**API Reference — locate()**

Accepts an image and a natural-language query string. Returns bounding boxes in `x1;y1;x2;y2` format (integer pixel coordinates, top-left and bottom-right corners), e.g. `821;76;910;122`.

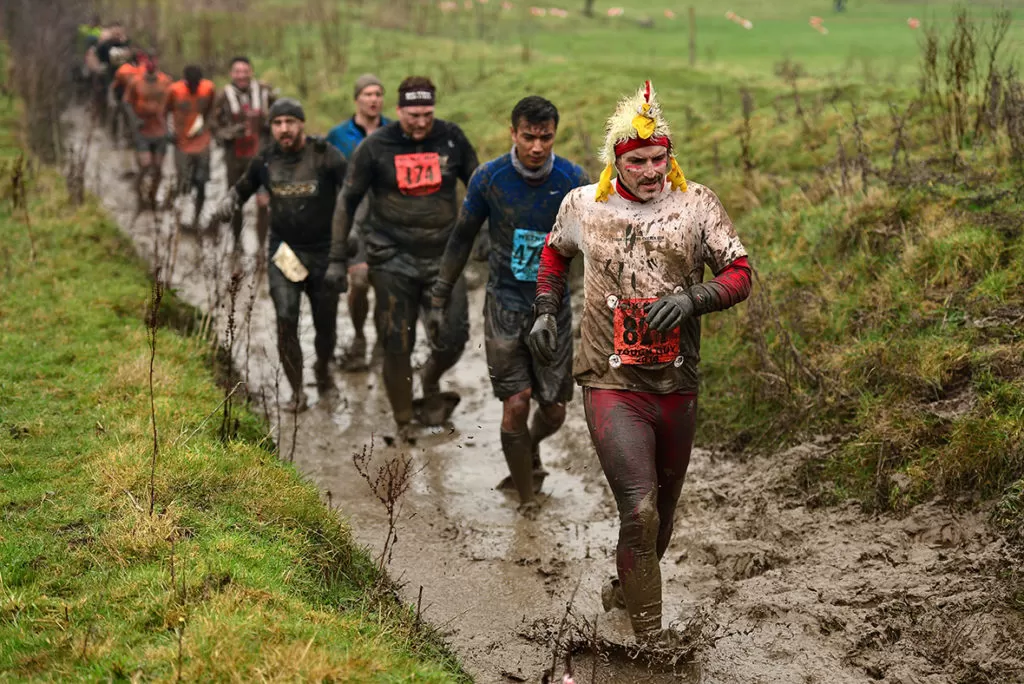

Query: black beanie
269;98;305;122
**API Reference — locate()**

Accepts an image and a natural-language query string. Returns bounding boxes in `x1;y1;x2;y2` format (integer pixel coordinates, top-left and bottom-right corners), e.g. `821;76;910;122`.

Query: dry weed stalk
146;271;165;516
352;438;413;574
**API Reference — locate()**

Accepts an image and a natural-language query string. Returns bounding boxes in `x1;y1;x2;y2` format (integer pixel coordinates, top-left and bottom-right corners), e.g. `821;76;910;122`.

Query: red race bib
394;152;442;196
612;297;680;365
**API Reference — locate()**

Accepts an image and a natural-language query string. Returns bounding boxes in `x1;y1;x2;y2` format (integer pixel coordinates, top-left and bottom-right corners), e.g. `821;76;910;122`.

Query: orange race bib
611;297;680;366
394;152;442;196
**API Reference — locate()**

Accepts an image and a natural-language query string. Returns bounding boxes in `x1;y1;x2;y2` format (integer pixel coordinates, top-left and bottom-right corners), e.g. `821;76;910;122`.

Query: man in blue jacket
425;96;589;511
327;74;391;371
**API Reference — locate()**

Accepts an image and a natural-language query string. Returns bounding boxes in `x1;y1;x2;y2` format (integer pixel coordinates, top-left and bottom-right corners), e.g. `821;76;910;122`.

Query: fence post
689;7;697;67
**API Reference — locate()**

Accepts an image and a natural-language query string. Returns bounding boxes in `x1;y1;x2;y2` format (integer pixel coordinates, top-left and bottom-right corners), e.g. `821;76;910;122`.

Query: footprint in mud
697;540;786;580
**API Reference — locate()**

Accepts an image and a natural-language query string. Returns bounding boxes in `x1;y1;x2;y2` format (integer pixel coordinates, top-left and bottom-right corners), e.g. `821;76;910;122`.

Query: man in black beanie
212;97;348;411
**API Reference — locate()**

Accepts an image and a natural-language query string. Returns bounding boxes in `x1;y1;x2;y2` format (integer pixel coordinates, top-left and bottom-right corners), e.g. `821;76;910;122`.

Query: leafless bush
352;438;413;574
7;154;37;263
146;271;165;516
738;88;756;172
1005;69;1024;164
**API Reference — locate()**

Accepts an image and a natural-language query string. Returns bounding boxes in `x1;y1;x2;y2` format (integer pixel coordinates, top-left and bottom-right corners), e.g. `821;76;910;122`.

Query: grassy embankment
104;0;1024;518
0;91;467;679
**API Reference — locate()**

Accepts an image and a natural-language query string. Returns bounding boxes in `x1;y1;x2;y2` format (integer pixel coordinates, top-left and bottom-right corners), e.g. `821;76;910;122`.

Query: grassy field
96;0;1024;514
0;92;467;681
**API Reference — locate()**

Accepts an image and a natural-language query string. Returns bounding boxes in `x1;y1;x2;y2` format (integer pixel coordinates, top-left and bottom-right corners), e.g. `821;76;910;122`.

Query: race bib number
394;152;442;196
510;228;547;282
612;297;680;365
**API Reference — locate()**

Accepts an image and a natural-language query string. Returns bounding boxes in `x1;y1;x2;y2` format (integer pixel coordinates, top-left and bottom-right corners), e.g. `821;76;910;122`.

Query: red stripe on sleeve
535;233;572;301
711;256;752;306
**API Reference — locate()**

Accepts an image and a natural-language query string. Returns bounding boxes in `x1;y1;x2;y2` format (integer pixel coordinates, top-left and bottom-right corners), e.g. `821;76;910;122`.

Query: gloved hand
424;297;446;350
210;191;239;224
324;261;348;294
220;122;246;141
645;292;695;333
528;313;558;366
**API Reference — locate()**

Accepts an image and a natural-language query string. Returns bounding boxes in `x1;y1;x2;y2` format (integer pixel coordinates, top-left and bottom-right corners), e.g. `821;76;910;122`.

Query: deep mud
69;110;1024;683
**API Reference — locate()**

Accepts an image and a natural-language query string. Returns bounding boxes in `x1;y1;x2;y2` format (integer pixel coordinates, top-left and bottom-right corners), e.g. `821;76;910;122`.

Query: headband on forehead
398;88;436;108
595;80;687;202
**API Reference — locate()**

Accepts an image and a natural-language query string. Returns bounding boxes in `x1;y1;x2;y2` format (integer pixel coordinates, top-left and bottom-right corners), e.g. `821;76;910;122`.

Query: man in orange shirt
166;65;216;226
111;50;145;147
124;55;172;209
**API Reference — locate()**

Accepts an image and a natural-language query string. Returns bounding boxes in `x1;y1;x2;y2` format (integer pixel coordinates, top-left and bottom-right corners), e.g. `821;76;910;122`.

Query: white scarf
224;81;267;116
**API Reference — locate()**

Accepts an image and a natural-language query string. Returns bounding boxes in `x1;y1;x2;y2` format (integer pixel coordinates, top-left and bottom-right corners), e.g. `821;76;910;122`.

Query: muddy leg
307;258;340;394
370;268;417;428
420;273;469;395
268;262;306;409
341;263;370;371
530;402;565;470
584;387;662;638
654;395;697;559
500;389;535;506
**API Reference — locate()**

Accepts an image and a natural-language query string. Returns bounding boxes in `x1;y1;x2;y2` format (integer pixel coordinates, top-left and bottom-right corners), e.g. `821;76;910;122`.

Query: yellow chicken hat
595;80;687;202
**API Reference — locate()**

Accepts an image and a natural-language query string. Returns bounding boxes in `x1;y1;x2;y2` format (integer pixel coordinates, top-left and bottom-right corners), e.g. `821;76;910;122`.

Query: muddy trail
68;111;1024;683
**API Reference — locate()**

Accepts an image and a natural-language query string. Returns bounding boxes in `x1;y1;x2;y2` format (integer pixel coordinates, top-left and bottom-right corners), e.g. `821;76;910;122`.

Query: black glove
645;292;694;333
528;313;558;366
324;261;348;294
424;296;446;350
219;122;246;141
210;191;239;224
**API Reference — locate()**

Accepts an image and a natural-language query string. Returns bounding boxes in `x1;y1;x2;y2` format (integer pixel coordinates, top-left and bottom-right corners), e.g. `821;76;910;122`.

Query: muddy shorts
174;147;211;189
369;268;469;358
135;134;168;155
484;293;573;404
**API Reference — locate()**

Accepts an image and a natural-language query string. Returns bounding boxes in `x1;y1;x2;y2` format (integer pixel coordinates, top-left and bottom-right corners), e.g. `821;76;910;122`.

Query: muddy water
70;111;1024;683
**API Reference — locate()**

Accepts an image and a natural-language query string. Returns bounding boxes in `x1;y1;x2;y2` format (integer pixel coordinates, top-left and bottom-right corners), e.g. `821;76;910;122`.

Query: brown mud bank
68;110;1024;683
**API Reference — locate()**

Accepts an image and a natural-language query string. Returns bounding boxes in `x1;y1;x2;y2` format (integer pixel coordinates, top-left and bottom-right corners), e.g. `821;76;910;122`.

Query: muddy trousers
368;268;469;426
268;248;338;400
225;153;268;251
583;388;697;638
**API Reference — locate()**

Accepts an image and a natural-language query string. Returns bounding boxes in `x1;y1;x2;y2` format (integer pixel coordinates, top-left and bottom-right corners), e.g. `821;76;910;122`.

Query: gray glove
645;292;695;333
528;313;558;366
324;261;348;294
210;190;239;224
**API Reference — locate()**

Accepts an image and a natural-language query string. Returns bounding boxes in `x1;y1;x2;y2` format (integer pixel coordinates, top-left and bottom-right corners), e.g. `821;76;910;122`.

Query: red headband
614;135;671;157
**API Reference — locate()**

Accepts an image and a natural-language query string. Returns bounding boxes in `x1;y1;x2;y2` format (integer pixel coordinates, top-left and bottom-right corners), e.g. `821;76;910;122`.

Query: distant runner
123;54;172;209
326;73;391;372
111;49;145;146
211;98;347;411
427;96;588;510
166;65;215;227
211;56;275;255
529;81;751;641
329;76;479;441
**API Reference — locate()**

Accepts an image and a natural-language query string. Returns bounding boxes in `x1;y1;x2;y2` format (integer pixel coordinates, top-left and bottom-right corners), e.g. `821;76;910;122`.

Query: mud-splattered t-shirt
547;180;746;394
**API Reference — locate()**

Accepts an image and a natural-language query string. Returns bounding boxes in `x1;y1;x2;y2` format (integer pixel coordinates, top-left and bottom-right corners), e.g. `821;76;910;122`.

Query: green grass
0;95;467;681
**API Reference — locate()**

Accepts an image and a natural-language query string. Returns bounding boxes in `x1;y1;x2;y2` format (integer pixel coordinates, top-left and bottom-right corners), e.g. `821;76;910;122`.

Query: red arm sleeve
689;256;752;315
534;233;572;313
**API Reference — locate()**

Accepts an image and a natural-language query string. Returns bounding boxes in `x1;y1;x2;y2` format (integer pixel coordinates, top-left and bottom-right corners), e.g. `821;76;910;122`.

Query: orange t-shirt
125;72;172;137
166;79;216;155
113;62;145;92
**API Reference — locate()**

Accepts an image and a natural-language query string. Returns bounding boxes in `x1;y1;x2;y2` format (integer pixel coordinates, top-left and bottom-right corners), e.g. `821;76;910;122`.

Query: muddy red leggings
583;387;697;637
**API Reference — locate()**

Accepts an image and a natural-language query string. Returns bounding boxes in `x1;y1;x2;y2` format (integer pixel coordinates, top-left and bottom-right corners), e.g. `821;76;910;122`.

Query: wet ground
70;110;1024;683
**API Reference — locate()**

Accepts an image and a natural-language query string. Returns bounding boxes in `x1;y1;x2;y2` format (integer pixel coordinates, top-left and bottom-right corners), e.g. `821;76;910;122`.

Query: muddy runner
68;87;1024;680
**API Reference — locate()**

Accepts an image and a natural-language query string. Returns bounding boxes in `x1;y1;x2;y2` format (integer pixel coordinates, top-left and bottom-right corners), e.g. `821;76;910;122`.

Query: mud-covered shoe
412;391;461;426
314;358;337;397
497;442;548;493
339;336;369;372
288;391;309;414
601;577;627;612
517;499;541;518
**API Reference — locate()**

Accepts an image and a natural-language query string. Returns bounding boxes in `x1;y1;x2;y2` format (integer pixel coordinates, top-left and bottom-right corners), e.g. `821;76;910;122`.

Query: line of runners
83;28;753;643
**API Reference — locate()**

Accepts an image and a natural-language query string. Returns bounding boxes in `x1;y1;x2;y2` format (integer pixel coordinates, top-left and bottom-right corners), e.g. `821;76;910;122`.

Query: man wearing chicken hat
529;81;752;641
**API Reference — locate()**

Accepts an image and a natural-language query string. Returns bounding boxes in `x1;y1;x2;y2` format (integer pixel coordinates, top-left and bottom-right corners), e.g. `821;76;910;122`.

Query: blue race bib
510;228;547;282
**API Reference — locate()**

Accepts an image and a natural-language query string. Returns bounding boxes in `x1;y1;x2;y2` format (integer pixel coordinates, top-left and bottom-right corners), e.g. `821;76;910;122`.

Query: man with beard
166;65;216;227
123;53;172;208
212;98;347;411
328;76;478;442
327;74;390;372
426;96;588;511
529;81;751;641
211;56;275;255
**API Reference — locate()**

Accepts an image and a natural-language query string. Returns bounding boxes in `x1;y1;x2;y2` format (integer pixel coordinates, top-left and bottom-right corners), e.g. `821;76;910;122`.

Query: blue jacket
461;153;589;313
326;116;391;160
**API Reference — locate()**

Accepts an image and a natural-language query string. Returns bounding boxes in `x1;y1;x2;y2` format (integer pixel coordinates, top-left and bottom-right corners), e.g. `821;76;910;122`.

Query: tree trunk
583;0;595;18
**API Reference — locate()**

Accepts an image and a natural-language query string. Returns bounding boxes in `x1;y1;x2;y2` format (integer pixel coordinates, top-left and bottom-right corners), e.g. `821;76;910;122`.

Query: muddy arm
434;168;489;301
329;142;371;263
